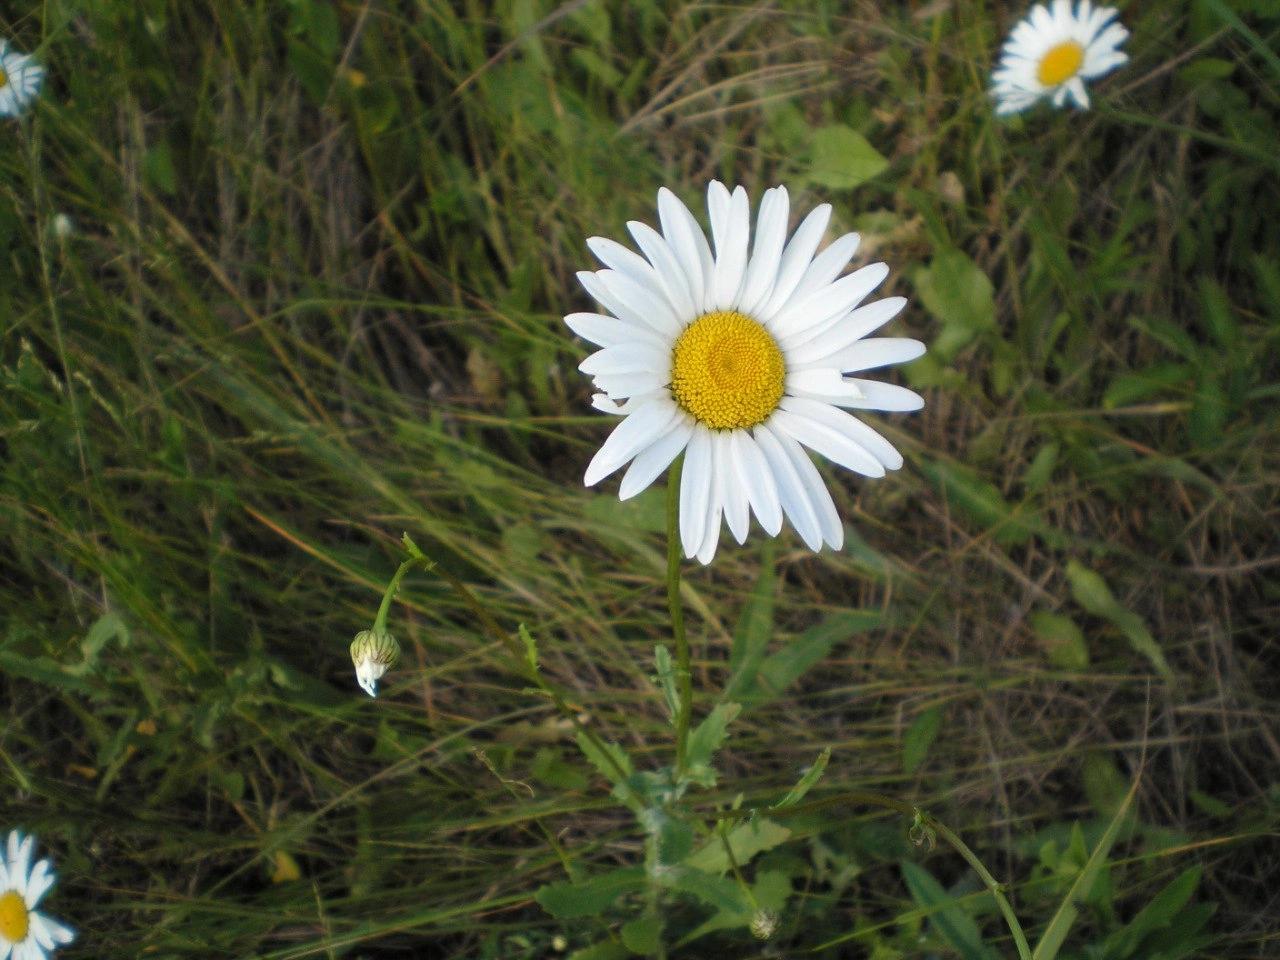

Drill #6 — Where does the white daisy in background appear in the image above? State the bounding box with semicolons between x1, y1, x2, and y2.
0;830;75;960
568;181;925;565
991;0;1128;115
0;40;45;119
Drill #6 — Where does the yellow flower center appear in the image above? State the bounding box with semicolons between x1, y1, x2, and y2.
0;68;9;90
0;890;29;943
670;310;785;430
1037;41;1085;87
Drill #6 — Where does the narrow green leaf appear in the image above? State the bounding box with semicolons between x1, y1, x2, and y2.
747;611;880;705
1066;560;1173;680
653;644;678;724
1032;780;1138;960
686;702;741;773
774;746;831;809
725;548;776;699
1102;363;1192;409
903;707;943;774
901;861;998;960
575;732;640;811
1029;612;1089;670
917;459;1049;547
518;622;538;674
1105;866;1202;958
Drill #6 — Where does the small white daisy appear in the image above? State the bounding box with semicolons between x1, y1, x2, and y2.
0;830;75;960
991;0;1128;115
0;40;45;119
568;182;925;565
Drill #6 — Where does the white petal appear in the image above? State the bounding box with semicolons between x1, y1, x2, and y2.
1081;50;1127;77
812;337;926;374
28;913;55;951
1091;21;1128;50
589;369;670;399
1067;76;1090;109
9;833;33;895
717;431;750;544
679;427;714;557
0;939;10;960
587;236;659;290
23;859;54;908
584;398;680;486
591;391;661;415
578;271;669;339
619;416;694;500
786;297;909;365
755;424;822;550
658;187;714;314
759;203;831;322
737;186;790;315
777;428;844;549
577;342;669;377
595;270;683;339
732;431;783;536
627;221;698;320
833;380;925;412
711;185;751;310
41;916;74;947
772;407;886;478
565;312;662;349
696;451;724;565
779;396;904;470
775;263;891;344
33;913;74;946
774;231;861;316
786;368;865;404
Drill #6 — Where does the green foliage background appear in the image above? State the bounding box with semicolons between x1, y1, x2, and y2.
2;0;1278;957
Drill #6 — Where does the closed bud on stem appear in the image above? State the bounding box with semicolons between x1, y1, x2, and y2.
350;628;400;698
750;910;778;941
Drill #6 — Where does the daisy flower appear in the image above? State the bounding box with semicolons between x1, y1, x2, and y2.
991;0;1128;115
0;830;75;960
568;181;925;565
0;40;44;119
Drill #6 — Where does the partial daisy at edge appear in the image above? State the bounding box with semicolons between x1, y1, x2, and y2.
0;830;76;960
566;180;926;565
991;0;1129;115
0;39;46;119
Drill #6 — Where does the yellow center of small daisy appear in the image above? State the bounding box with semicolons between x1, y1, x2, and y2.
0;890;29;943
0;68;9;90
670;310;785;430
1037;41;1085;86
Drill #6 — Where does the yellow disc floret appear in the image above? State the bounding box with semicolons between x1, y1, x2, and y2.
0;68;9;90
0;889;29;943
670;310;785;430
1037;41;1084;86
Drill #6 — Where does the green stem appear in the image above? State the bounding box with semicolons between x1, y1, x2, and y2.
372;553;432;635
929;818;1033;960
665;458;691;778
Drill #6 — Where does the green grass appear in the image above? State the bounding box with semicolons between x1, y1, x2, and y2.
2;0;1279;957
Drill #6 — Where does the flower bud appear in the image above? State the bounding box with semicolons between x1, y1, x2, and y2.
350;628;400;698
750;910;778;941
